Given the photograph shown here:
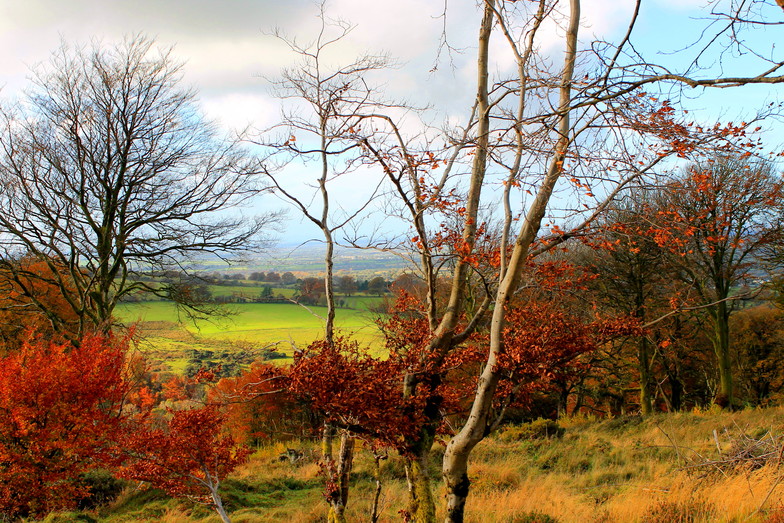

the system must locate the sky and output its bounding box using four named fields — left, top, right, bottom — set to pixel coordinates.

left=1, top=0, right=782, bottom=247
left=0, top=0, right=637, bottom=129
